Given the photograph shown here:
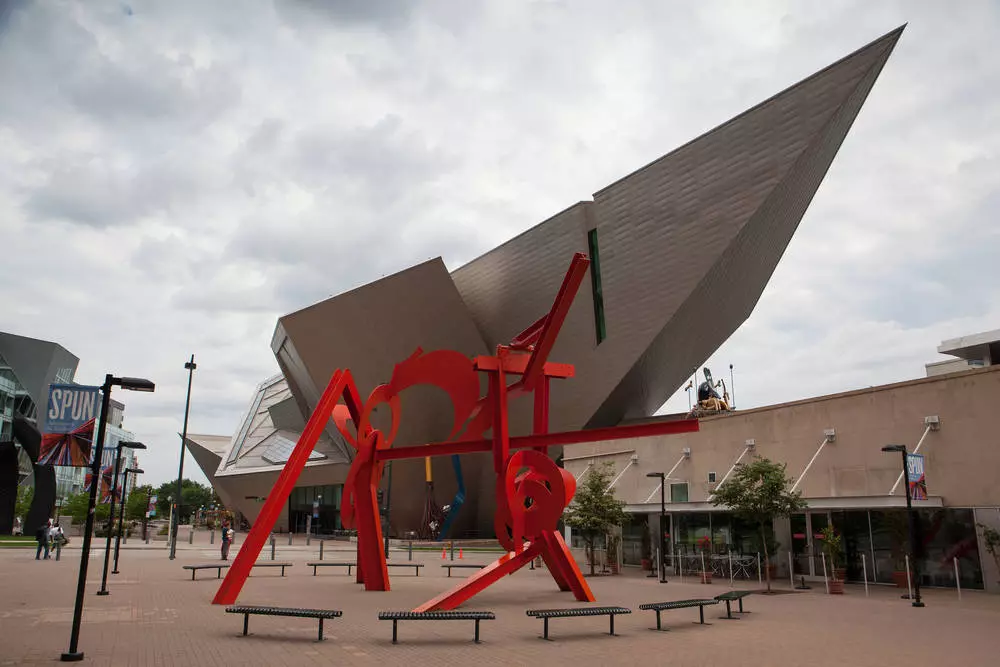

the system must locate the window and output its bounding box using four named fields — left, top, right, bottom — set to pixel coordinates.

left=670, top=482, right=689, bottom=503
left=708, top=472, right=717, bottom=483
left=587, top=229, right=607, bottom=344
